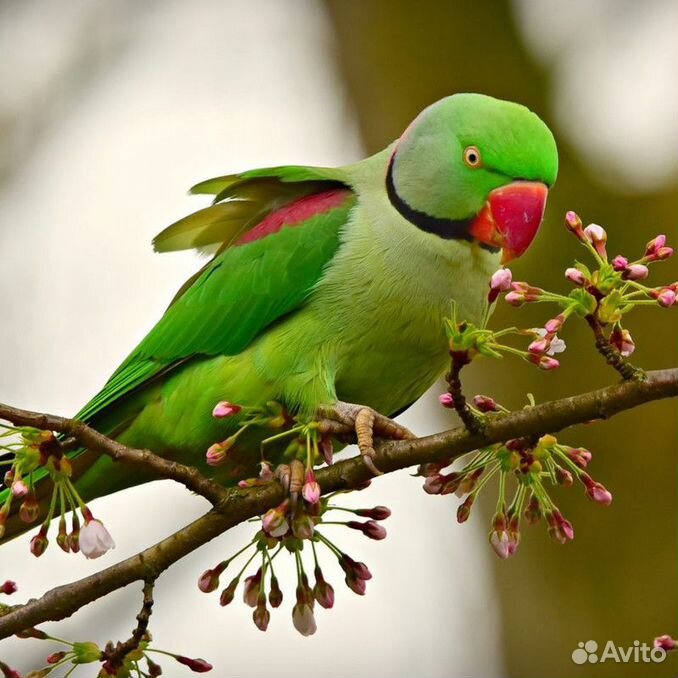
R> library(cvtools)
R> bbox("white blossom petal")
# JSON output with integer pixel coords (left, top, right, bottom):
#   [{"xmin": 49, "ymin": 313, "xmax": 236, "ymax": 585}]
[{"xmin": 79, "ymin": 519, "xmax": 115, "ymax": 559}]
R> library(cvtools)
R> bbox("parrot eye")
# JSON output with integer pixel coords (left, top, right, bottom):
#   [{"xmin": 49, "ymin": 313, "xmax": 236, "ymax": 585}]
[{"xmin": 463, "ymin": 146, "xmax": 482, "ymax": 168}]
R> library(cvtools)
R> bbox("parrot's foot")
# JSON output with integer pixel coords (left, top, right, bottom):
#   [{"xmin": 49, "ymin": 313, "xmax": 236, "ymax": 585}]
[
  {"xmin": 273, "ymin": 458, "xmax": 306, "ymax": 508},
  {"xmin": 316, "ymin": 402, "xmax": 415, "ymax": 476}
]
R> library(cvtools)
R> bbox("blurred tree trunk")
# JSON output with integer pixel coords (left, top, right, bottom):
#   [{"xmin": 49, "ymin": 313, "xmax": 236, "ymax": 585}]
[{"xmin": 325, "ymin": 1, "xmax": 677, "ymax": 676}]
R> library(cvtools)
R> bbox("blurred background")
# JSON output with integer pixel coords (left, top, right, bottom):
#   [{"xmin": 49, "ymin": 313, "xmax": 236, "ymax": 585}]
[{"xmin": 0, "ymin": 1, "xmax": 676, "ymax": 676}]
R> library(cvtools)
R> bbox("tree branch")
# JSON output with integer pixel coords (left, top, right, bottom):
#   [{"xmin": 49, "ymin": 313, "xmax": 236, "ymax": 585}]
[
  {"xmin": 0, "ymin": 368, "xmax": 675, "ymax": 639},
  {"xmin": 0, "ymin": 404, "xmax": 228, "ymax": 505}
]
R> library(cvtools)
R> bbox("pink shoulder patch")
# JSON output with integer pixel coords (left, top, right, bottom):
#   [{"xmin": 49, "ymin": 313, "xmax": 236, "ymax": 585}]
[{"xmin": 235, "ymin": 188, "xmax": 351, "ymax": 246}]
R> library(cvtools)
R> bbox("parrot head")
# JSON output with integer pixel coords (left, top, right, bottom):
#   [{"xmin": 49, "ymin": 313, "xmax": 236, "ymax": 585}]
[{"xmin": 386, "ymin": 93, "xmax": 558, "ymax": 263}]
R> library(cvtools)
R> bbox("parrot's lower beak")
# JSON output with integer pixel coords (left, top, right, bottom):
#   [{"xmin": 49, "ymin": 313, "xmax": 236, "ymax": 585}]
[{"xmin": 469, "ymin": 181, "xmax": 548, "ymax": 263}]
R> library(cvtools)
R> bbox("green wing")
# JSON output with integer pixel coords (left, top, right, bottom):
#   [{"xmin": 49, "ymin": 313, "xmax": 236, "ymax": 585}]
[
  {"xmin": 153, "ymin": 165, "xmax": 347, "ymax": 254},
  {"xmin": 77, "ymin": 166, "xmax": 354, "ymax": 425}
]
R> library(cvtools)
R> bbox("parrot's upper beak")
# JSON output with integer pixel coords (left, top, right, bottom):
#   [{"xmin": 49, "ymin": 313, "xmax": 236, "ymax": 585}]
[{"xmin": 469, "ymin": 181, "xmax": 548, "ymax": 263}]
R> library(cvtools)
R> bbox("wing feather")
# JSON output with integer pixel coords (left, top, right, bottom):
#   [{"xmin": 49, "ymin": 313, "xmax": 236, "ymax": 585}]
[{"xmin": 154, "ymin": 165, "xmax": 347, "ymax": 254}]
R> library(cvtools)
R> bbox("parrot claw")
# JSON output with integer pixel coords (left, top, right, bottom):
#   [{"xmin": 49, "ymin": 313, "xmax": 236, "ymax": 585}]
[
  {"xmin": 316, "ymin": 402, "xmax": 415, "ymax": 476},
  {"xmin": 269, "ymin": 459, "xmax": 306, "ymax": 509}
]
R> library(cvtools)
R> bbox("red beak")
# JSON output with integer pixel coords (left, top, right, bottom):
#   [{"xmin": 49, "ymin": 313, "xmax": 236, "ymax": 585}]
[{"xmin": 469, "ymin": 181, "xmax": 548, "ymax": 263}]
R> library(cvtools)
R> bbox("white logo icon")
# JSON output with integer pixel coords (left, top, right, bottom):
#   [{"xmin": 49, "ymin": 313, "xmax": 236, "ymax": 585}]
[{"xmin": 572, "ymin": 640, "xmax": 598, "ymax": 664}]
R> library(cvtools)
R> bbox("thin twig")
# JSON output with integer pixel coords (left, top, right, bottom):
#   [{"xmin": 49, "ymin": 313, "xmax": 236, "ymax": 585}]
[
  {"xmin": 446, "ymin": 351, "xmax": 483, "ymax": 433},
  {"xmin": 102, "ymin": 578, "xmax": 155, "ymax": 670},
  {"xmin": 0, "ymin": 368, "xmax": 674, "ymax": 639}
]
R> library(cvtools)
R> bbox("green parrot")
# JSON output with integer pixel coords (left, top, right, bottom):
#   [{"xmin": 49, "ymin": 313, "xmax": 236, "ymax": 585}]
[{"xmin": 1, "ymin": 93, "xmax": 557, "ymax": 540}]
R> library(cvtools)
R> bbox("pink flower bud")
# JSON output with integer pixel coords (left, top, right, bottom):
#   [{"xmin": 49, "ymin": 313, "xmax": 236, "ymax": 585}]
[
  {"xmin": 313, "ymin": 568, "xmax": 335, "ymax": 609},
  {"xmin": 611, "ymin": 255, "xmax": 629, "ymax": 271},
  {"xmin": 610, "ymin": 327, "xmax": 635, "ymax": 356},
  {"xmin": 652, "ymin": 287, "xmax": 677, "ymax": 307},
  {"xmin": 530, "ymin": 354, "xmax": 560, "ymax": 370},
  {"xmin": 565, "ymin": 267, "xmax": 586, "ymax": 285},
  {"xmin": 654, "ymin": 246, "xmax": 674, "ymax": 260},
  {"xmin": 205, "ymin": 442, "xmax": 228, "ymax": 466},
  {"xmin": 566, "ymin": 446, "xmax": 591, "ymax": 468},
  {"xmin": 524, "ymin": 495, "xmax": 541, "ymax": 524},
  {"xmin": 79, "ymin": 518, "xmax": 115, "ymax": 559},
  {"xmin": 68, "ymin": 514, "xmax": 80, "ymax": 554},
  {"xmin": 528, "ymin": 337, "xmax": 549, "ymax": 355},
  {"xmin": 47, "ymin": 651, "xmax": 67, "ymax": 664},
  {"xmin": 30, "ymin": 528, "xmax": 49, "ymax": 557},
  {"xmin": 56, "ymin": 517, "xmax": 70, "ymax": 553},
  {"xmin": 472, "ymin": 394, "xmax": 498, "ymax": 412},
  {"xmin": 654, "ymin": 635, "xmax": 678, "ymax": 652},
  {"xmin": 268, "ymin": 576, "xmax": 283, "ymax": 608},
  {"xmin": 292, "ymin": 603, "xmax": 317, "ymax": 636},
  {"xmin": 0, "ymin": 580, "xmax": 17, "ymax": 595},
  {"xmin": 488, "ymin": 268, "xmax": 513, "ymax": 302},
  {"xmin": 547, "ymin": 509, "xmax": 575, "ymax": 543},
  {"xmin": 339, "ymin": 554, "xmax": 372, "ymax": 581},
  {"xmin": 211, "ymin": 401, "xmax": 242, "ymax": 418},
  {"xmin": 584, "ymin": 223, "xmax": 608, "ymax": 258},
  {"xmin": 565, "ymin": 211, "xmax": 584, "ymax": 238},
  {"xmin": 347, "ymin": 519, "xmax": 387, "ymax": 540},
  {"xmin": 438, "ymin": 393, "xmax": 455, "ymax": 408},
  {"xmin": 0, "ymin": 664, "xmax": 21, "ymax": 678},
  {"xmin": 147, "ymin": 657, "xmax": 163, "ymax": 677},
  {"xmin": 504, "ymin": 291, "xmax": 524, "ymax": 306},
  {"xmin": 507, "ymin": 532, "xmax": 520, "ymax": 557},
  {"xmin": 645, "ymin": 234, "xmax": 666, "ymax": 256},
  {"xmin": 355, "ymin": 506, "xmax": 391, "ymax": 520},
  {"xmin": 198, "ymin": 568, "xmax": 221, "ymax": 593},
  {"xmin": 540, "ymin": 356, "xmax": 560, "ymax": 370},
  {"xmin": 10, "ymin": 480, "xmax": 28, "ymax": 499},
  {"xmin": 220, "ymin": 578, "xmax": 238, "ymax": 606},
  {"xmin": 175, "ymin": 656, "xmax": 213, "ymax": 673},
  {"xmin": 555, "ymin": 467, "xmax": 574, "ymax": 487},
  {"xmin": 490, "ymin": 267, "xmax": 513, "ymax": 291},
  {"xmin": 422, "ymin": 474, "xmax": 444, "ymax": 494},
  {"xmin": 302, "ymin": 469, "xmax": 321, "ymax": 505},
  {"xmin": 253, "ymin": 600, "xmax": 270, "ymax": 632},
  {"xmin": 583, "ymin": 477, "xmax": 613, "ymax": 505},
  {"xmin": 344, "ymin": 574, "xmax": 367, "ymax": 595},
  {"xmin": 489, "ymin": 530, "xmax": 511, "ymax": 559},
  {"xmin": 644, "ymin": 235, "xmax": 674, "ymax": 260},
  {"xmin": 624, "ymin": 264, "xmax": 649, "ymax": 280},
  {"xmin": 554, "ymin": 511, "xmax": 575, "ymax": 541},
  {"xmin": 19, "ymin": 495, "xmax": 40, "ymax": 523},
  {"xmin": 456, "ymin": 495, "xmax": 475, "ymax": 523},
  {"xmin": 544, "ymin": 314, "xmax": 565, "ymax": 334},
  {"xmin": 243, "ymin": 570, "xmax": 262, "ymax": 608}
]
